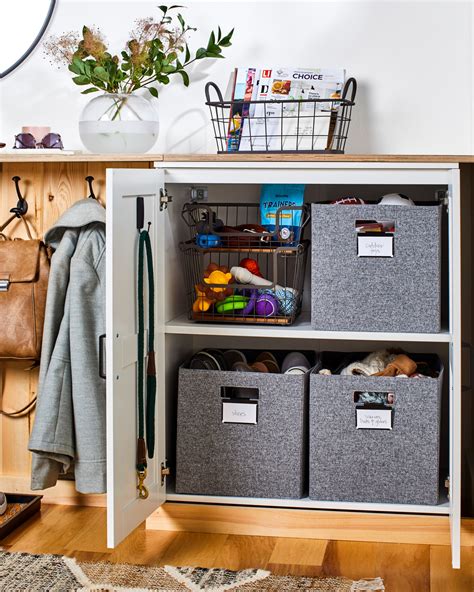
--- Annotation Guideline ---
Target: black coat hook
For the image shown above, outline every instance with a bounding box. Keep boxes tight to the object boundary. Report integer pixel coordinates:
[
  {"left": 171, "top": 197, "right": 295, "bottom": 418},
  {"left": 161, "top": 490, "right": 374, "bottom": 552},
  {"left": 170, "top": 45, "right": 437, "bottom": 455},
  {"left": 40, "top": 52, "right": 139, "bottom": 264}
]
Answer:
[
  {"left": 10, "top": 176, "right": 28, "bottom": 217},
  {"left": 86, "top": 175, "right": 97, "bottom": 200}
]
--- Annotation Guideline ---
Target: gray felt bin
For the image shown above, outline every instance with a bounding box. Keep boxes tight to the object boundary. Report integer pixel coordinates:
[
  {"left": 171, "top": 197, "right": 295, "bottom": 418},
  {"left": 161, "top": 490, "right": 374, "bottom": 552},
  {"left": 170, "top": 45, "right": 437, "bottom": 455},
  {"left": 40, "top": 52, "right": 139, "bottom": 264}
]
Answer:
[
  {"left": 309, "top": 353, "right": 443, "bottom": 505},
  {"left": 311, "top": 203, "right": 442, "bottom": 333},
  {"left": 176, "top": 362, "right": 308, "bottom": 498}
]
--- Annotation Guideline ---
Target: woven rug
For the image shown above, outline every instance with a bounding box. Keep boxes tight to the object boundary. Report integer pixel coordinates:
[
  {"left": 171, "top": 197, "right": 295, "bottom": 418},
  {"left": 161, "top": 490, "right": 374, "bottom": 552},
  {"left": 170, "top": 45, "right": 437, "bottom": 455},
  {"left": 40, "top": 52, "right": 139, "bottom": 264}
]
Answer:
[{"left": 0, "top": 551, "right": 385, "bottom": 591}]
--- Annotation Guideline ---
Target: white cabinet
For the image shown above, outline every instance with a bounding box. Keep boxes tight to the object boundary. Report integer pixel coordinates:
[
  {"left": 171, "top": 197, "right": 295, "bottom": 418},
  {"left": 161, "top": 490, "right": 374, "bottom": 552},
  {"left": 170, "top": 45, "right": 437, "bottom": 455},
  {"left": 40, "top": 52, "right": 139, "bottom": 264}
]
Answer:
[{"left": 106, "top": 160, "right": 462, "bottom": 567}]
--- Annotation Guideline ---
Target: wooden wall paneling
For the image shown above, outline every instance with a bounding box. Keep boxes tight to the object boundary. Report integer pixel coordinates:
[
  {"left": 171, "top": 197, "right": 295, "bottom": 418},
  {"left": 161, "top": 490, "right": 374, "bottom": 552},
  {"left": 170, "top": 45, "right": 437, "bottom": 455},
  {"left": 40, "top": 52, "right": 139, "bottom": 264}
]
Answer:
[
  {"left": 1, "top": 364, "right": 37, "bottom": 476},
  {"left": 0, "top": 163, "right": 44, "bottom": 480},
  {"left": 43, "top": 162, "right": 88, "bottom": 233}
]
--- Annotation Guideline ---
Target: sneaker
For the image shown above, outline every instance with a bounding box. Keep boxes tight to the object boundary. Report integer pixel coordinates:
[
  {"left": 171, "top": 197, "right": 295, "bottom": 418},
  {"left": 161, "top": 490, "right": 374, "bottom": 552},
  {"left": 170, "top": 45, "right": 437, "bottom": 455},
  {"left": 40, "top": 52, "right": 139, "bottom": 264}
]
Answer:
[{"left": 0, "top": 493, "right": 7, "bottom": 516}]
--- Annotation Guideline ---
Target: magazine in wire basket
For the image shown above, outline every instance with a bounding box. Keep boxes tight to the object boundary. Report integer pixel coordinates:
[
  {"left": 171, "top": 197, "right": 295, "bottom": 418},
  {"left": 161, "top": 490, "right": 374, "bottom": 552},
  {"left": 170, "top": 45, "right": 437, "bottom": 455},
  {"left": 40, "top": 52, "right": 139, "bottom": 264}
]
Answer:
[{"left": 206, "top": 75, "right": 356, "bottom": 154}]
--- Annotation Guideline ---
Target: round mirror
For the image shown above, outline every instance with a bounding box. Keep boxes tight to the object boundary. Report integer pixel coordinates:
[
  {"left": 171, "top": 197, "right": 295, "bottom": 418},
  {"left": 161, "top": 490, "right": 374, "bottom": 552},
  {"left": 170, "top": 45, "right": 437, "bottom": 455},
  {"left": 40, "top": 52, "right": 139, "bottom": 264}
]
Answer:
[{"left": 0, "top": 0, "right": 56, "bottom": 78}]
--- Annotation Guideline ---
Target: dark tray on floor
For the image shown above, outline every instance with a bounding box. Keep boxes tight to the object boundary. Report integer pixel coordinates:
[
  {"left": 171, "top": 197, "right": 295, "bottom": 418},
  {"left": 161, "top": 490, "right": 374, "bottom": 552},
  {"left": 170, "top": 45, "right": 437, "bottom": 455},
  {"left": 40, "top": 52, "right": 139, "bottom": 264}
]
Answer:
[{"left": 0, "top": 494, "right": 42, "bottom": 539}]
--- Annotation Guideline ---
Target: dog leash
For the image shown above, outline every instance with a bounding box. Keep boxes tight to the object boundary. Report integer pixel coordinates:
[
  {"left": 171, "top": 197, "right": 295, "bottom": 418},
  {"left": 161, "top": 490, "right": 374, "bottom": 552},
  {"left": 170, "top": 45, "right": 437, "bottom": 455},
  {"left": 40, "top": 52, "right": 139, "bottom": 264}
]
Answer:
[{"left": 136, "top": 224, "right": 157, "bottom": 500}]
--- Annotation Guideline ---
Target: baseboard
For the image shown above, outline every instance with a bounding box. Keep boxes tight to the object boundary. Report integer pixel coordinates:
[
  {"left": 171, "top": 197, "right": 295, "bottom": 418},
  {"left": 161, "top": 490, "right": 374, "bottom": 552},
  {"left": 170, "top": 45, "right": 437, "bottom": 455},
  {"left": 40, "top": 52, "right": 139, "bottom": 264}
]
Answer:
[
  {"left": 147, "top": 502, "right": 474, "bottom": 546},
  {"left": 1, "top": 475, "right": 106, "bottom": 507}
]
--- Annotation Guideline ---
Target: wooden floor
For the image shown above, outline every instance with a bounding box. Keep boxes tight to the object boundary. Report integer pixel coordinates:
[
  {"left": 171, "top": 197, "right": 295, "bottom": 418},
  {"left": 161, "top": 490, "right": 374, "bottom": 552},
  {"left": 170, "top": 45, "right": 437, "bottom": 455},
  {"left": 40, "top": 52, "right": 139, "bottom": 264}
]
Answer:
[{"left": 0, "top": 505, "right": 472, "bottom": 591}]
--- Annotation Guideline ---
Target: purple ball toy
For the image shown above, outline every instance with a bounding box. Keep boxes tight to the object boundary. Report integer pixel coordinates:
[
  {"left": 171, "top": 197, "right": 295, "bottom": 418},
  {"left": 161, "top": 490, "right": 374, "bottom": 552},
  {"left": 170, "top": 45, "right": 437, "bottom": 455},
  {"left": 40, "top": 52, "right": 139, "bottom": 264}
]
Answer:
[
  {"left": 241, "top": 291, "right": 257, "bottom": 316},
  {"left": 255, "top": 293, "right": 278, "bottom": 317}
]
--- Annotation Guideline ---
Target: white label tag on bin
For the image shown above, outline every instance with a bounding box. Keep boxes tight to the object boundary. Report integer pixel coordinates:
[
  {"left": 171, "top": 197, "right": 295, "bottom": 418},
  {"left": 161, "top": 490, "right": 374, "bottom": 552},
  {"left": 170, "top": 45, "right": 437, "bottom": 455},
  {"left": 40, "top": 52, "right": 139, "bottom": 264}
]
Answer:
[
  {"left": 356, "top": 408, "right": 393, "bottom": 430},
  {"left": 357, "top": 235, "right": 393, "bottom": 258},
  {"left": 222, "top": 401, "right": 257, "bottom": 424}
]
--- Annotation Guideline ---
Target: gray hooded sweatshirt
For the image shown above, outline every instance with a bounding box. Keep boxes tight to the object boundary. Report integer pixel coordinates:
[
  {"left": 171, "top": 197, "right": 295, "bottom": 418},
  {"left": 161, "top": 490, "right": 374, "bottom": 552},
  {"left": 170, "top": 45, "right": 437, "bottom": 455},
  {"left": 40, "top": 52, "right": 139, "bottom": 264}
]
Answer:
[{"left": 29, "top": 199, "right": 106, "bottom": 494}]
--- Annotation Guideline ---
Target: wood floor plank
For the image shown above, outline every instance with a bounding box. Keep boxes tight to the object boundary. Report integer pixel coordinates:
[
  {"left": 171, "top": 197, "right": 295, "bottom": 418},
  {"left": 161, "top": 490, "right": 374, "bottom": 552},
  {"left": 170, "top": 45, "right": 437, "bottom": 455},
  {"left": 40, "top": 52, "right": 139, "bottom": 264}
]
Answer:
[
  {"left": 107, "top": 529, "right": 178, "bottom": 566},
  {"left": 267, "top": 538, "right": 329, "bottom": 576},
  {"left": 323, "top": 541, "right": 378, "bottom": 580},
  {"left": 212, "top": 535, "right": 276, "bottom": 571},
  {"left": 63, "top": 507, "right": 108, "bottom": 553},
  {"left": 0, "top": 503, "right": 471, "bottom": 590},
  {"left": 69, "top": 551, "right": 111, "bottom": 563},
  {"left": 0, "top": 505, "right": 53, "bottom": 547},
  {"left": 3, "top": 505, "right": 91, "bottom": 554},
  {"left": 158, "top": 532, "right": 229, "bottom": 568},
  {"left": 375, "top": 543, "right": 430, "bottom": 592},
  {"left": 430, "top": 545, "right": 473, "bottom": 592}
]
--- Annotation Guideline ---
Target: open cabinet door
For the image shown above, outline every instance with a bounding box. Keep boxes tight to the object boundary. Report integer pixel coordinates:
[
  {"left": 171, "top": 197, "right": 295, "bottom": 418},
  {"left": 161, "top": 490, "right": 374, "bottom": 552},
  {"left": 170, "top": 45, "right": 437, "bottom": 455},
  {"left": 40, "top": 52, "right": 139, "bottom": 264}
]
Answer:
[
  {"left": 106, "top": 168, "right": 166, "bottom": 548},
  {"left": 448, "top": 169, "right": 462, "bottom": 568}
]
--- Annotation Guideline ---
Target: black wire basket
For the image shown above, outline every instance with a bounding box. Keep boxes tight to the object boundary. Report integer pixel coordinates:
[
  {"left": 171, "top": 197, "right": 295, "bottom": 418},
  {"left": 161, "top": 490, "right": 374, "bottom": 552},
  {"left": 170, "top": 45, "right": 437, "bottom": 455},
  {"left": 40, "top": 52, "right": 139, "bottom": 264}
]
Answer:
[
  {"left": 205, "top": 77, "right": 357, "bottom": 154},
  {"left": 180, "top": 202, "right": 310, "bottom": 325},
  {"left": 181, "top": 201, "right": 310, "bottom": 248},
  {"left": 181, "top": 242, "right": 308, "bottom": 325}
]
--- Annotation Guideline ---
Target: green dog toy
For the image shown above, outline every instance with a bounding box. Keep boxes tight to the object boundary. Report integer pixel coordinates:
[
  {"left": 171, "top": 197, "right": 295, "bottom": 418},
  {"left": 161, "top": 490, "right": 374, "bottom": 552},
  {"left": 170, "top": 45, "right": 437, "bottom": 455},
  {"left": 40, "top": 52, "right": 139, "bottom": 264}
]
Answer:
[{"left": 216, "top": 295, "right": 249, "bottom": 313}]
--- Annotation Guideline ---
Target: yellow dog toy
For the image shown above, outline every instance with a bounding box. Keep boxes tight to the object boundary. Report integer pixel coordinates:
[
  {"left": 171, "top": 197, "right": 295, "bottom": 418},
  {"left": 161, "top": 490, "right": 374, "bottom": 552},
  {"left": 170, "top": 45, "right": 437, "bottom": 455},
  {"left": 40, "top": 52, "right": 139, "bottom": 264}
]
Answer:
[{"left": 193, "top": 263, "right": 233, "bottom": 312}]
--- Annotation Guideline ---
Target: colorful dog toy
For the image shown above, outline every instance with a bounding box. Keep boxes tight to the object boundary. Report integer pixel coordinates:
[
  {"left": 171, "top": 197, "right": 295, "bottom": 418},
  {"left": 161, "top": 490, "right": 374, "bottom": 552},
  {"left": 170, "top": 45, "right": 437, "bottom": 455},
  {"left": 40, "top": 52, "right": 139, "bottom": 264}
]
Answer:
[
  {"left": 193, "top": 263, "right": 233, "bottom": 312},
  {"left": 230, "top": 266, "right": 272, "bottom": 287},
  {"left": 196, "top": 234, "right": 222, "bottom": 248},
  {"left": 230, "top": 266, "right": 298, "bottom": 317},
  {"left": 230, "top": 266, "right": 297, "bottom": 295},
  {"left": 255, "top": 293, "right": 279, "bottom": 316},
  {"left": 216, "top": 295, "right": 249, "bottom": 314},
  {"left": 239, "top": 257, "right": 263, "bottom": 277},
  {"left": 195, "top": 211, "right": 224, "bottom": 248}
]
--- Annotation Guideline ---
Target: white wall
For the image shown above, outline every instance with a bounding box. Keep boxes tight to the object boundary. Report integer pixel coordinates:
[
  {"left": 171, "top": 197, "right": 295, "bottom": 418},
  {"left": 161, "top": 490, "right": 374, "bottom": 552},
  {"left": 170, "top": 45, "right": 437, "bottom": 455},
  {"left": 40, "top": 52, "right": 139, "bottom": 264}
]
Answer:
[{"left": 0, "top": 0, "right": 472, "bottom": 154}]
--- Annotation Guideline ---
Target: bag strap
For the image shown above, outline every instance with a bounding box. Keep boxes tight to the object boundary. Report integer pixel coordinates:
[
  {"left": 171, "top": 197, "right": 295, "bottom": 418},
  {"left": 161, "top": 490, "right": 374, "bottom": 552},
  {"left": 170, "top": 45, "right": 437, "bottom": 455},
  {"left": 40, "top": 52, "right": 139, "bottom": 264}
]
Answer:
[
  {"left": 18, "top": 215, "right": 34, "bottom": 240},
  {"left": 0, "top": 397, "right": 37, "bottom": 417},
  {"left": 0, "top": 365, "right": 37, "bottom": 417},
  {"left": 0, "top": 214, "right": 35, "bottom": 240},
  {"left": 136, "top": 228, "right": 156, "bottom": 500}
]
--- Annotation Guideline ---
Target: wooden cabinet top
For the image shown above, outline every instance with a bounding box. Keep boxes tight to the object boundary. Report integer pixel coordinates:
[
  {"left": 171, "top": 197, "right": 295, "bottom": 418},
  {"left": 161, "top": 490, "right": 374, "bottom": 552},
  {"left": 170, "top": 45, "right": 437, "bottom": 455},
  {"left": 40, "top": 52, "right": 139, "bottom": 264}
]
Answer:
[{"left": 0, "top": 153, "right": 473, "bottom": 164}]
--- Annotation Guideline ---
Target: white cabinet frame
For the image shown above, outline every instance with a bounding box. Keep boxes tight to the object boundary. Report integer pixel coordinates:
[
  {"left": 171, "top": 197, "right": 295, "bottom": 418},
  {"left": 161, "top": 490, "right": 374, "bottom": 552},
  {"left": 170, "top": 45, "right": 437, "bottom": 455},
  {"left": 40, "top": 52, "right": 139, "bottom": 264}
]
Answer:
[{"left": 107, "top": 161, "right": 462, "bottom": 568}]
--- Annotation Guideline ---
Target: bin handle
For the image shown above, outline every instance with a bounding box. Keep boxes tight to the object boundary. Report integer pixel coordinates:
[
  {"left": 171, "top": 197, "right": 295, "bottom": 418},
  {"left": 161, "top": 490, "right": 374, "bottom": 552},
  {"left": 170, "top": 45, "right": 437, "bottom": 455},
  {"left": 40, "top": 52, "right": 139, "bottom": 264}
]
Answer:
[
  {"left": 221, "top": 385, "right": 259, "bottom": 400},
  {"left": 341, "top": 77, "right": 357, "bottom": 103},
  {"left": 205, "top": 81, "right": 225, "bottom": 105}
]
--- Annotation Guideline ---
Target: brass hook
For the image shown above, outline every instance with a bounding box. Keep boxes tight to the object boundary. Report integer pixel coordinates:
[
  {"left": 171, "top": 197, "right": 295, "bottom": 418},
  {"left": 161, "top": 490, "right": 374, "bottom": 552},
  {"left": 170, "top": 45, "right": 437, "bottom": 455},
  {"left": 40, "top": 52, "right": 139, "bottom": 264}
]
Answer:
[{"left": 137, "top": 468, "right": 149, "bottom": 499}]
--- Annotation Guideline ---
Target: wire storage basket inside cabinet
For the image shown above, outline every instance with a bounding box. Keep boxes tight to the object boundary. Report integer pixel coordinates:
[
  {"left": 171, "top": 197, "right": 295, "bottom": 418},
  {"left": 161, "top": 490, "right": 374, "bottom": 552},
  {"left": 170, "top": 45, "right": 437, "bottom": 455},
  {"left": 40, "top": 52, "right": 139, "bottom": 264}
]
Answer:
[
  {"left": 180, "top": 202, "right": 310, "bottom": 325},
  {"left": 205, "top": 77, "right": 356, "bottom": 154},
  {"left": 182, "top": 201, "right": 310, "bottom": 248}
]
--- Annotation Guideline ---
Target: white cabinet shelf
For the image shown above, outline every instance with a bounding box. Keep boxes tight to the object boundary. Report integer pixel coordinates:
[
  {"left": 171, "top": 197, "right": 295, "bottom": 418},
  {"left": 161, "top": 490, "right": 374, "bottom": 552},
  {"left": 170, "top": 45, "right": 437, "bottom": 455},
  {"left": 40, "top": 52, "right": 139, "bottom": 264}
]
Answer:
[
  {"left": 166, "top": 492, "right": 450, "bottom": 515},
  {"left": 166, "top": 313, "right": 452, "bottom": 343}
]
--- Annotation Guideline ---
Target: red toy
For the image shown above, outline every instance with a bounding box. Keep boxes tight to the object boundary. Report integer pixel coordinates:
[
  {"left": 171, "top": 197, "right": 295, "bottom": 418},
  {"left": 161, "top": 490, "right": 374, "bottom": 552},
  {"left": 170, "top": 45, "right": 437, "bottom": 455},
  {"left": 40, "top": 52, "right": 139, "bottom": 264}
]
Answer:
[{"left": 239, "top": 258, "right": 262, "bottom": 278}]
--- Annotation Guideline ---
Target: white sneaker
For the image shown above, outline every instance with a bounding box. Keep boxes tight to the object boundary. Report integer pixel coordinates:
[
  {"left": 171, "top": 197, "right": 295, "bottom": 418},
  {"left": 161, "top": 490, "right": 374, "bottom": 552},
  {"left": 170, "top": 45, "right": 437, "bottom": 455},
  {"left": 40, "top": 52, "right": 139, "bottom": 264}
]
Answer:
[{"left": 0, "top": 493, "right": 7, "bottom": 516}]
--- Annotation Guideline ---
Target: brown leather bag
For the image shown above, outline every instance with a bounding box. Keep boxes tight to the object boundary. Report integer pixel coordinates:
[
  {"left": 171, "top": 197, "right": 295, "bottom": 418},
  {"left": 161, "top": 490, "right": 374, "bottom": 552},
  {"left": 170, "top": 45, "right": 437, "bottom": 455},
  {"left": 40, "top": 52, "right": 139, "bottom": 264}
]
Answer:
[{"left": 0, "top": 217, "right": 50, "bottom": 361}]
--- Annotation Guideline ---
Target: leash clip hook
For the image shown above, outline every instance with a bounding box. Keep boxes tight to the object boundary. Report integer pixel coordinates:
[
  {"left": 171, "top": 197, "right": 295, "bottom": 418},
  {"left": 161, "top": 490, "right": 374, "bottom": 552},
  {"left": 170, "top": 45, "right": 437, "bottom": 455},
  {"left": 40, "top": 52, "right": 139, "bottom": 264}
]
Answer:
[{"left": 137, "top": 468, "right": 149, "bottom": 499}]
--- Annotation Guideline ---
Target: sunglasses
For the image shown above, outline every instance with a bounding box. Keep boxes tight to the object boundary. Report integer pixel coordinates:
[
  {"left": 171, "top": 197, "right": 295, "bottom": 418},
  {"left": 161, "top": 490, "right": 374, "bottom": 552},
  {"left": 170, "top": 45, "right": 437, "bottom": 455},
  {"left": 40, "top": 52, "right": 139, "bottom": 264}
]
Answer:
[{"left": 13, "top": 132, "right": 63, "bottom": 149}]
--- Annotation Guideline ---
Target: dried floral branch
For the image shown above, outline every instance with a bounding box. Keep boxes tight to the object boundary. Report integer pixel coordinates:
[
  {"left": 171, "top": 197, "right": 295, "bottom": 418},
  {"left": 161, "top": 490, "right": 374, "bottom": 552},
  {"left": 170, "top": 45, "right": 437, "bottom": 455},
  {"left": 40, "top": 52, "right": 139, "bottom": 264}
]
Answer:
[{"left": 43, "top": 5, "right": 234, "bottom": 98}]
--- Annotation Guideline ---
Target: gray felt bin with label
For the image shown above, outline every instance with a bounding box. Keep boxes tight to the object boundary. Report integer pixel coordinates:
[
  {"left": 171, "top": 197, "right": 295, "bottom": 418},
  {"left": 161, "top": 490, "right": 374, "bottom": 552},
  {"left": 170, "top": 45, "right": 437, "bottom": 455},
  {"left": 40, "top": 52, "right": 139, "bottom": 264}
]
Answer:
[
  {"left": 176, "top": 365, "right": 308, "bottom": 499},
  {"left": 311, "top": 203, "right": 442, "bottom": 333},
  {"left": 309, "top": 353, "right": 443, "bottom": 505}
]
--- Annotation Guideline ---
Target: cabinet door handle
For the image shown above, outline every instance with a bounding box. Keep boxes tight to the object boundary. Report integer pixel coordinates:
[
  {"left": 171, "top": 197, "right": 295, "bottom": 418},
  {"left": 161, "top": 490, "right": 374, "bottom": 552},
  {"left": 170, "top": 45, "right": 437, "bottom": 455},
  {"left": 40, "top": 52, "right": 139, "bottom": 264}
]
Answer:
[{"left": 99, "top": 334, "right": 106, "bottom": 379}]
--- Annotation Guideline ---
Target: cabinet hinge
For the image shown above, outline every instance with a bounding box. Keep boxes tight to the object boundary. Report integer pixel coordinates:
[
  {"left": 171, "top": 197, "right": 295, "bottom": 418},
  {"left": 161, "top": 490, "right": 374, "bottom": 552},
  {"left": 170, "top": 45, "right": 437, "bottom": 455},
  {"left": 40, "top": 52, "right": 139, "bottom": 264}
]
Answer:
[
  {"left": 160, "top": 188, "right": 172, "bottom": 211},
  {"left": 445, "top": 476, "right": 450, "bottom": 500},
  {"left": 161, "top": 461, "right": 171, "bottom": 486}
]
